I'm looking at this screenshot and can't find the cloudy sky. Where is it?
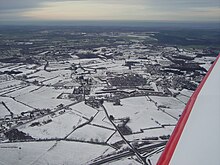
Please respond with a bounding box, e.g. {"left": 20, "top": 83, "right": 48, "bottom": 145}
{"left": 0, "top": 0, "right": 220, "bottom": 22}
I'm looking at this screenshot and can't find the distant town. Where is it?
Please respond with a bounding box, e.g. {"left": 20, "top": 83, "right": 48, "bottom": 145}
{"left": 0, "top": 26, "right": 219, "bottom": 165}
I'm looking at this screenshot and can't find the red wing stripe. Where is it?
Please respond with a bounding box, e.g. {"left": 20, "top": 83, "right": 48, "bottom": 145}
{"left": 157, "top": 53, "right": 220, "bottom": 165}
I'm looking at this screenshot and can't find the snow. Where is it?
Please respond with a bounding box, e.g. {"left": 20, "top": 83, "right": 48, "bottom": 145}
{"left": 0, "top": 79, "right": 22, "bottom": 90}
{"left": 107, "top": 157, "right": 141, "bottom": 165}
{"left": 0, "top": 96, "right": 33, "bottom": 115}
{"left": 68, "top": 124, "right": 115, "bottom": 143}
{"left": 200, "top": 63, "right": 212, "bottom": 71}
{"left": 162, "top": 108, "right": 183, "bottom": 119}
{"left": 46, "top": 62, "right": 71, "bottom": 70}
{"left": 104, "top": 96, "right": 178, "bottom": 132}
{"left": 180, "top": 89, "right": 194, "bottom": 97}
{"left": 27, "top": 70, "right": 71, "bottom": 83}
{"left": 193, "top": 56, "right": 215, "bottom": 71}
{"left": 149, "top": 109, "right": 178, "bottom": 125}
{"left": 19, "top": 112, "right": 85, "bottom": 139}
{"left": 92, "top": 111, "right": 115, "bottom": 130}
{"left": 108, "top": 126, "right": 173, "bottom": 145}
{"left": 0, "top": 141, "right": 111, "bottom": 165}
{"left": 42, "top": 76, "right": 63, "bottom": 85}
{"left": 0, "top": 37, "right": 214, "bottom": 165}
{"left": 15, "top": 93, "right": 72, "bottom": 109}
{"left": 70, "top": 102, "right": 98, "bottom": 119}
{"left": 30, "top": 86, "right": 61, "bottom": 98}
{"left": 194, "top": 56, "right": 216, "bottom": 64}
{"left": 127, "top": 110, "right": 161, "bottom": 131}
{"left": 0, "top": 141, "right": 56, "bottom": 165}
{"left": 0, "top": 103, "right": 10, "bottom": 117}
{"left": 9, "top": 86, "right": 74, "bottom": 109}
{"left": 176, "top": 94, "right": 189, "bottom": 104}
{"left": 32, "top": 141, "right": 110, "bottom": 165}
{"left": 149, "top": 96, "right": 185, "bottom": 110}
{"left": 0, "top": 80, "right": 24, "bottom": 95}
{"left": 148, "top": 150, "right": 165, "bottom": 165}
{"left": 102, "top": 96, "right": 179, "bottom": 145}
{"left": 6, "top": 85, "right": 39, "bottom": 98}
{"left": 127, "top": 127, "right": 173, "bottom": 140}
{"left": 105, "top": 98, "right": 158, "bottom": 132}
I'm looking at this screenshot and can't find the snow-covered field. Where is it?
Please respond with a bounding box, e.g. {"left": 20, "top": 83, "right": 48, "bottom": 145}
{"left": 0, "top": 31, "right": 215, "bottom": 165}
{"left": 70, "top": 102, "right": 98, "bottom": 118}
{"left": 68, "top": 124, "right": 115, "bottom": 143}
{"left": 19, "top": 112, "right": 86, "bottom": 139}
{"left": 91, "top": 111, "right": 115, "bottom": 130}
{"left": 149, "top": 96, "right": 185, "bottom": 110}
{"left": 16, "top": 93, "right": 73, "bottom": 109}
{"left": 0, "top": 141, "right": 56, "bottom": 165}
{"left": 0, "top": 79, "right": 24, "bottom": 95}
{"left": 0, "top": 96, "right": 33, "bottom": 116}
{"left": 6, "top": 86, "right": 74, "bottom": 109}
{"left": 0, "top": 141, "right": 111, "bottom": 165}
{"left": 104, "top": 96, "right": 179, "bottom": 132}
{"left": 0, "top": 103, "right": 10, "bottom": 117}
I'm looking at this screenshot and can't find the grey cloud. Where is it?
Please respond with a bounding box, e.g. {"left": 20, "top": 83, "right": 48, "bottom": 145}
{"left": 0, "top": 0, "right": 43, "bottom": 10}
{"left": 0, "top": 0, "right": 219, "bottom": 10}
{"left": 0, "top": 0, "right": 219, "bottom": 21}
{"left": 0, "top": 0, "right": 83, "bottom": 10}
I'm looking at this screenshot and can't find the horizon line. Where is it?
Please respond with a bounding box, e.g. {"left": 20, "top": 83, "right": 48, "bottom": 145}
{"left": 0, "top": 20, "right": 219, "bottom": 29}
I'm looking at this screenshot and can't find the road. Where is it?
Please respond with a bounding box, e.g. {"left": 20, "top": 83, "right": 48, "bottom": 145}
{"left": 5, "top": 100, "right": 82, "bottom": 133}
{"left": 101, "top": 104, "right": 147, "bottom": 165}
{"left": 90, "top": 142, "right": 167, "bottom": 165}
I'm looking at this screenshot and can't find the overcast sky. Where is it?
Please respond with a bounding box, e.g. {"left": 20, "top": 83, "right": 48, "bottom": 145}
{"left": 0, "top": 0, "right": 220, "bottom": 22}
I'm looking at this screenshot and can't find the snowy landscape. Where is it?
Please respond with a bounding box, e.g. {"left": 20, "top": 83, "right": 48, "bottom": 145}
{"left": 0, "top": 26, "right": 219, "bottom": 165}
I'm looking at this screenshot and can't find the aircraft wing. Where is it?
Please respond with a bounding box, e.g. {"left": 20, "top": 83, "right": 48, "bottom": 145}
{"left": 157, "top": 54, "right": 220, "bottom": 165}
